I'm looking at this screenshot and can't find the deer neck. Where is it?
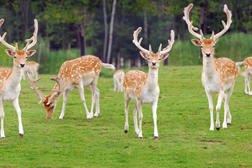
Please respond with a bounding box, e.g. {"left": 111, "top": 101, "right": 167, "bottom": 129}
{"left": 8, "top": 64, "right": 23, "bottom": 86}
{"left": 202, "top": 54, "right": 216, "bottom": 77}
{"left": 147, "top": 67, "right": 159, "bottom": 89}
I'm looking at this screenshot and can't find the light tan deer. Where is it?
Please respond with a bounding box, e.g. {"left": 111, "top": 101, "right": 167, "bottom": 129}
{"left": 123, "top": 27, "right": 174, "bottom": 139}
{"left": 0, "top": 19, "right": 38, "bottom": 138}
{"left": 236, "top": 57, "right": 252, "bottom": 95}
{"left": 22, "top": 61, "right": 39, "bottom": 80}
{"left": 183, "top": 4, "right": 238, "bottom": 131}
{"left": 113, "top": 70, "right": 125, "bottom": 92}
{"left": 26, "top": 55, "right": 115, "bottom": 119}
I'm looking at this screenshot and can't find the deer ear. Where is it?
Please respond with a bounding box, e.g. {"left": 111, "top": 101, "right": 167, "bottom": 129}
{"left": 139, "top": 51, "right": 149, "bottom": 60}
{"left": 5, "top": 49, "right": 15, "bottom": 57}
{"left": 26, "top": 50, "right": 36, "bottom": 57}
{"left": 160, "top": 53, "right": 169, "bottom": 60}
{"left": 191, "top": 39, "right": 201, "bottom": 46}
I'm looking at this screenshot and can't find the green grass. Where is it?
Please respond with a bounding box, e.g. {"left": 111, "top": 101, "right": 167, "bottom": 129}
{"left": 0, "top": 65, "right": 252, "bottom": 167}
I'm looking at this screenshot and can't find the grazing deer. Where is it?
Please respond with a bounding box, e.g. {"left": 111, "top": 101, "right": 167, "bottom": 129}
{"left": 0, "top": 19, "right": 38, "bottom": 138}
{"left": 236, "top": 57, "right": 252, "bottom": 95}
{"left": 22, "top": 61, "right": 39, "bottom": 80}
{"left": 26, "top": 55, "right": 115, "bottom": 119}
{"left": 183, "top": 4, "right": 238, "bottom": 131}
{"left": 123, "top": 27, "right": 174, "bottom": 139}
{"left": 113, "top": 70, "right": 125, "bottom": 92}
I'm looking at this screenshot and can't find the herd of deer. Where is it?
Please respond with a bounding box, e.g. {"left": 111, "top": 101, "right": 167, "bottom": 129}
{"left": 0, "top": 3, "right": 251, "bottom": 140}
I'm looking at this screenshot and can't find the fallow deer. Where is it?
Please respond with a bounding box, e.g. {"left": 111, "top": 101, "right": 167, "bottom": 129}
{"left": 0, "top": 19, "right": 38, "bottom": 138}
{"left": 236, "top": 57, "right": 252, "bottom": 95}
{"left": 113, "top": 70, "right": 125, "bottom": 92}
{"left": 183, "top": 4, "right": 238, "bottom": 131}
{"left": 22, "top": 61, "right": 39, "bottom": 80}
{"left": 26, "top": 55, "right": 115, "bottom": 119}
{"left": 123, "top": 27, "right": 174, "bottom": 139}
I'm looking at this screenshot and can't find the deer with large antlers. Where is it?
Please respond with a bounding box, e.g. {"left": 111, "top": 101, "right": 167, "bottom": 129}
{"left": 123, "top": 27, "right": 174, "bottom": 139}
{"left": 183, "top": 4, "right": 238, "bottom": 131}
{"left": 0, "top": 19, "right": 38, "bottom": 138}
{"left": 26, "top": 55, "right": 115, "bottom": 119}
{"left": 236, "top": 57, "right": 252, "bottom": 95}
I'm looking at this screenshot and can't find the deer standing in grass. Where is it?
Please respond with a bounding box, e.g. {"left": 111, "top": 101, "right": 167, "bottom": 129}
{"left": 0, "top": 19, "right": 38, "bottom": 138}
{"left": 183, "top": 4, "right": 238, "bottom": 131}
{"left": 236, "top": 57, "right": 252, "bottom": 95}
{"left": 22, "top": 61, "right": 39, "bottom": 80}
{"left": 26, "top": 55, "right": 115, "bottom": 119}
{"left": 113, "top": 70, "right": 125, "bottom": 92}
{"left": 123, "top": 27, "right": 174, "bottom": 139}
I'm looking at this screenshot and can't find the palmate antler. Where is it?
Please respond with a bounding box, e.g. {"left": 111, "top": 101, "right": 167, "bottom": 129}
{"left": 0, "top": 19, "right": 38, "bottom": 51}
{"left": 183, "top": 3, "right": 232, "bottom": 40}
{"left": 132, "top": 27, "right": 175, "bottom": 55}
{"left": 46, "top": 77, "right": 64, "bottom": 105}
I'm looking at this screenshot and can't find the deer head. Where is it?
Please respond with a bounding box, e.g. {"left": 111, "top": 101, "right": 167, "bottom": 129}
{"left": 132, "top": 27, "right": 174, "bottom": 69}
{"left": 0, "top": 19, "right": 38, "bottom": 68}
{"left": 183, "top": 4, "right": 232, "bottom": 59}
{"left": 25, "top": 71, "right": 63, "bottom": 118}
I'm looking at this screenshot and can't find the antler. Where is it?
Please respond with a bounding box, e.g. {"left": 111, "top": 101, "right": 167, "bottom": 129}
{"left": 23, "top": 19, "right": 38, "bottom": 51}
{"left": 212, "top": 4, "right": 232, "bottom": 40}
{"left": 160, "top": 30, "right": 175, "bottom": 55}
{"left": 183, "top": 3, "right": 202, "bottom": 40}
{"left": 0, "top": 19, "right": 17, "bottom": 51}
{"left": 132, "top": 27, "right": 150, "bottom": 54}
{"left": 46, "top": 77, "right": 63, "bottom": 105}
{"left": 25, "top": 71, "right": 46, "bottom": 104}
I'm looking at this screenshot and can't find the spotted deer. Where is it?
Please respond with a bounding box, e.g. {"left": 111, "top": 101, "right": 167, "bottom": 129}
{"left": 26, "top": 55, "right": 115, "bottom": 119}
{"left": 0, "top": 19, "right": 38, "bottom": 138}
{"left": 183, "top": 4, "right": 238, "bottom": 131}
{"left": 236, "top": 57, "right": 252, "bottom": 95}
{"left": 22, "top": 61, "right": 39, "bottom": 80}
{"left": 113, "top": 70, "right": 125, "bottom": 92}
{"left": 123, "top": 27, "right": 174, "bottom": 139}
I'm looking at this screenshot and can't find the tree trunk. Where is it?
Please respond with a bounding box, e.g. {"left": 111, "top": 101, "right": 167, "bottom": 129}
{"left": 79, "top": 32, "right": 86, "bottom": 56}
{"left": 102, "top": 0, "right": 108, "bottom": 62}
{"left": 106, "top": 0, "right": 117, "bottom": 63}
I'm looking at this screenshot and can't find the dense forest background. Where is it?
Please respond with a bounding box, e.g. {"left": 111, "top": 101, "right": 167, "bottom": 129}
{"left": 0, "top": 0, "right": 251, "bottom": 73}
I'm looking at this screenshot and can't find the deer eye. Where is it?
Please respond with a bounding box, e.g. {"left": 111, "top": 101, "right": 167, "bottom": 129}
{"left": 200, "top": 46, "right": 203, "bottom": 48}
{"left": 14, "top": 56, "right": 16, "bottom": 59}
{"left": 147, "top": 57, "right": 150, "bottom": 60}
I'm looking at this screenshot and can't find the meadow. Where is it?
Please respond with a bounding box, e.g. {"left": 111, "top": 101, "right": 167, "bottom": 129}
{"left": 0, "top": 65, "right": 251, "bottom": 167}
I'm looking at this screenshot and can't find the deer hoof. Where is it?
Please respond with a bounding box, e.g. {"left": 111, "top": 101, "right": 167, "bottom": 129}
{"left": 227, "top": 123, "right": 231, "bottom": 125}
{"left": 19, "top": 134, "right": 23, "bottom": 138}
{"left": 154, "top": 136, "right": 159, "bottom": 140}
{"left": 139, "top": 137, "right": 143, "bottom": 139}
{"left": 216, "top": 127, "right": 220, "bottom": 130}
{"left": 124, "top": 130, "right": 128, "bottom": 133}
{"left": 1, "top": 137, "right": 5, "bottom": 139}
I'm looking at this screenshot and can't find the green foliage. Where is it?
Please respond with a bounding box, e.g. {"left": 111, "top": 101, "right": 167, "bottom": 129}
{"left": 0, "top": 66, "right": 252, "bottom": 167}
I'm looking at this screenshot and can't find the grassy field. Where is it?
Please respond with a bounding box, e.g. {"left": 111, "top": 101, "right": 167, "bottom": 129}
{"left": 0, "top": 65, "right": 251, "bottom": 167}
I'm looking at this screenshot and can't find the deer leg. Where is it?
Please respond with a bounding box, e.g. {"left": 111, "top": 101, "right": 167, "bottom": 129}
{"left": 90, "top": 79, "right": 98, "bottom": 118}
{"left": 94, "top": 88, "right": 100, "bottom": 117}
{"left": 114, "top": 77, "right": 117, "bottom": 92}
{"left": 224, "top": 86, "right": 233, "bottom": 127}
{"left": 216, "top": 91, "right": 224, "bottom": 130}
{"left": 59, "top": 90, "right": 69, "bottom": 119}
{"left": 133, "top": 103, "right": 139, "bottom": 134}
{"left": 22, "top": 70, "right": 26, "bottom": 80}
{"left": 152, "top": 99, "right": 159, "bottom": 139}
{"left": 78, "top": 83, "right": 91, "bottom": 119}
{"left": 13, "top": 97, "right": 23, "bottom": 138}
{"left": 205, "top": 90, "right": 214, "bottom": 131}
{"left": 137, "top": 101, "right": 143, "bottom": 139}
{"left": 0, "top": 98, "right": 5, "bottom": 138}
{"left": 248, "top": 74, "right": 252, "bottom": 95}
{"left": 124, "top": 95, "right": 130, "bottom": 133}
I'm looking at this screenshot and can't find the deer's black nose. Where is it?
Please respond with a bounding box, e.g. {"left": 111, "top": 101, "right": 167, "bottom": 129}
{"left": 206, "top": 53, "right": 211, "bottom": 57}
{"left": 152, "top": 62, "right": 156, "bottom": 66}
{"left": 20, "top": 63, "right": 25, "bottom": 67}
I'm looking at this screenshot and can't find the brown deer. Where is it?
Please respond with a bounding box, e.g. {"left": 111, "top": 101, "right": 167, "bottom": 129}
{"left": 236, "top": 57, "right": 252, "bottom": 95}
{"left": 0, "top": 19, "right": 38, "bottom": 138}
{"left": 113, "top": 70, "right": 125, "bottom": 92}
{"left": 26, "top": 55, "right": 115, "bottom": 119}
{"left": 123, "top": 27, "right": 174, "bottom": 139}
{"left": 183, "top": 4, "right": 238, "bottom": 131}
{"left": 22, "top": 61, "right": 39, "bottom": 80}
